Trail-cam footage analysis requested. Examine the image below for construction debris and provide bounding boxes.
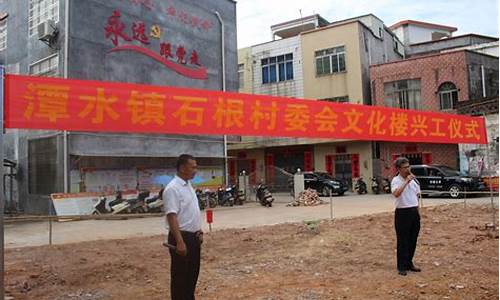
[287,189,324,206]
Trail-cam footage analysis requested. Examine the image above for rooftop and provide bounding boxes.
[389,20,457,32]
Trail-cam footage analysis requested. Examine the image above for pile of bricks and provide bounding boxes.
[287,189,324,206]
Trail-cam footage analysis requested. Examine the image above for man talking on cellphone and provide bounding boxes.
[391,157,422,276]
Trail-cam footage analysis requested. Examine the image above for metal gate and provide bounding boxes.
[334,154,352,190]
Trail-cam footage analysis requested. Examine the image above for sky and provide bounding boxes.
[236,0,499,48]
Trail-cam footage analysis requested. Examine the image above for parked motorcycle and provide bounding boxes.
[355,178,368,195]
[256,183,274,207]
[382,178,391,194]
[230,184,245,205]
[217,186,235,206]
[112,190,150,214]
[196,189,207,210]
[146,189,163,213]
[92,195,111,215]
[371,177,380,194]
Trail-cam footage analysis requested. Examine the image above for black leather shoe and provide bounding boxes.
[409,266,421,272]
[398,270,407,276]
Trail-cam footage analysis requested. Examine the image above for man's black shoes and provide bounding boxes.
[409,265,421,272]
[398,270,407,276]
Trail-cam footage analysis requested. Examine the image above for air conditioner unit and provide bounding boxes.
[37,19,56,40]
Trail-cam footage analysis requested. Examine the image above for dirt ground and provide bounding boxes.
[5,203,499,300]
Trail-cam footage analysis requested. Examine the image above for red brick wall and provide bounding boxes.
[370,51,469,111]
[377,142,458,179]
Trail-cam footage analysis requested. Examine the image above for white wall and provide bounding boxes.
[459,113,499,176]
[251,36,304,98]
[408,25,451,44]
[441,41,499,57]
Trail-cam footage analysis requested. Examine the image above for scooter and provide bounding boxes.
[256,183,274,207]
[382,178,391,194]
[371,177,380,194]
[196,189,206,210]
[230,184,245,205]
[206,189,218,208]
[217,186,235,206]
[92,195,111,214]
[111,190,150,214]
[354,178,368,195]
[146,189,163,213]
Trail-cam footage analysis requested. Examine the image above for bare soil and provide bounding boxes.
[5,203,499,300]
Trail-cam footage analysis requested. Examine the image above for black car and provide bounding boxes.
[410,164,486,198]
[289,172,349,196]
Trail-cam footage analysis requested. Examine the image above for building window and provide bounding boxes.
[28,137,59,195]
[315,46,346,76]
[29,0,59,36]
[261,53,293,84]
[320,95,349,103]
[0,19,6,51]
[438,82,458,110]
[238,63,244,89]
[384,79,421,110]
[29,54,59,76]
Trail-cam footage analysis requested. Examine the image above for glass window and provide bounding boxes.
[278,63,285,81]
[286,61,293,80]
[262,66,269,84]
[315,45,346,76]
[0,19,7,51]
[438,82,458,110]
[316,57,323,75]
[269,64,277,82]
[322,56,331,74]
[261,53,294,84]
[29,54,59,77]
[384,79,421,110]
[29,0,59,36]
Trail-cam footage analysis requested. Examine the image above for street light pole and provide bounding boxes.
[214,11,229,186]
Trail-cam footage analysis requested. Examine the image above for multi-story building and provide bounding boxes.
[0,0,237,213]
[370,49,498,178]
[230,14,404,190]
[389,19,457,45]
[406,34,498,57]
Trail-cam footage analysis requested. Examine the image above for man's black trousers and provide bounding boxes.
[394,206,420,271]
[168,231,201,300]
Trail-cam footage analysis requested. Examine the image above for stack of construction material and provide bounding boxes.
[287,189,324,206]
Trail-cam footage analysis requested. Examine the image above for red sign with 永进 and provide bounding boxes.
[4,75,487,144]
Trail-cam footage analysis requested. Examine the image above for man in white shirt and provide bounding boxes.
[163,154,203,300]
[391,157,422,276]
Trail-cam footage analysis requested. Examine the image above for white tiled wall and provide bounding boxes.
[251,36,304,98]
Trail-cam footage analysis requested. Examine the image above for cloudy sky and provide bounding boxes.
[236,0,499,48]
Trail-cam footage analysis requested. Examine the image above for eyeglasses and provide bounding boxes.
[400,165,410,169]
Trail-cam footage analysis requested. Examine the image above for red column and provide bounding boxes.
[325,155,333,175]
[265,154,274,184]
[351,154,360,178]
[304,151,313,172]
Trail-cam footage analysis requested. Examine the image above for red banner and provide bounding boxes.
[4,74,487,144]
